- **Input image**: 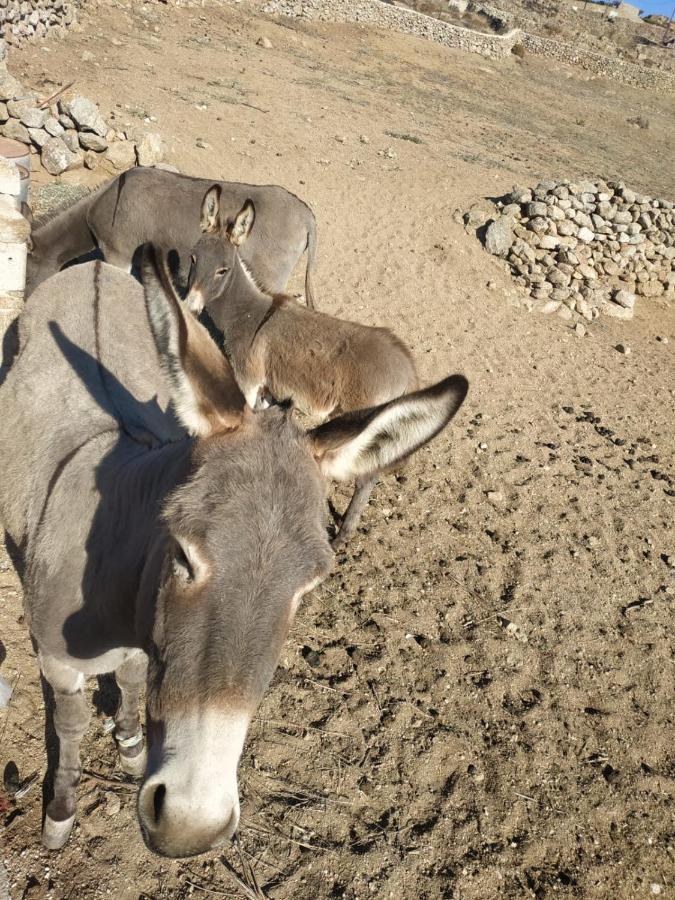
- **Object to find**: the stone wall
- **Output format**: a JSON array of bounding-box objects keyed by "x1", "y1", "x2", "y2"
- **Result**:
[
  {"x1": 519, "y1": 32, "x2": 673, "y2": 92},
  {"x1": 264, "y1": 0, "x2": 521, "y2": 57},
  {"x1": 0, "y1": 43, "x2": 165, "y2": 175},
  {"x1": 264, "y1": 0, "x2": 675, "y2": 92},
  {"x1": 0, "y1": 1, "x2": 78, "y2": 47},
  {"x1": 478, "y1": 179, "x2": 674, "y2": 326}
]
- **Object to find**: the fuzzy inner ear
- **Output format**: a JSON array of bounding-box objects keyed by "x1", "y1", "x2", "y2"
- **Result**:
[
  {"x1": 310, "y1": 375, "x2": 469, "y2": 481},
  {"x1": 200, "y1": 185, "x2": 222, "y2": 234},
  {"x1": 141, "y1": 243, "x2": 246, "y2": 436},
  {"x1": 227, "y1": 199, "x2": 256, "y2": 247}
]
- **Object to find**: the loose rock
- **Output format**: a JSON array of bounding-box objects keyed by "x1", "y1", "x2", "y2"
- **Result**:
[
  {"x1": 41, "y1": 136, "x2": 79, "y2": 176},
  {"x1": 484, "y1": 217, "x2": 513, "y2": 257},
  {"x1": 78, "y1": 132, "x2": 107, "y2": 152},
  {"x1": 135, "y1": 132, "x2": 164, "y2": 167},
  {"x1": 105, "y1": 140, "x2": 136, "y2": 170},
  {"x1": 62, "y1": 95, "x2": 109, "y2": 137}
]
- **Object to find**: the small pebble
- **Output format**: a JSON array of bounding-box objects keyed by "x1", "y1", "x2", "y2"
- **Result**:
[
  {"x1": 616, "y1": 344, "x2": 631, "y2": 355},
  {"x1": 656, "y1": 336, "x2": 668, "y2": 344},
  {"x1": 104, "y1": 792, "x2": 121, "y2": 817},
  {"x1": 196, "y1": 138, "x2": 208, "y2": 149},
  {"x1": 486, "y1": 490, "x2": 504, "y2": 503},
  {"x1": 359, "y1": 134, "x2": 370, "y2": 144},
  {"x1": 256, "y1": 36, "x2": 273, "y2": 49},
  {"x1": 650, "y1": 885, "x2": 662, "y2": 896}
]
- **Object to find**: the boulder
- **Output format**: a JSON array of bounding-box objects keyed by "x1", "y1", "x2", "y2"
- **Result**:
[
  {"x1": 62, "y1": 130, "x2": 79, "y2": 152},
  {"x1": 78, "y1": 132, "x2": 108, "y2": 152},
  {"x1": 28, "y1": 127, "x2": 49, "y2": 148},
  {"x1": 525, "y1": 201, "x2": 547, "y2": 218},
  {"x1": 527, "y1": 217, "x2": 548, "y2": 235},
  {"x1": 62, "y1": 95, "x2": 108, "y2": 137},
  {"x1": 20, "y1": 106, "x2": 47, "y2": 129},
  {"x1": 41, "y1": 136, "x2": 79, "y2": 175},
  {"x1": 464, "y1": 202, "x2": 492, "y2": 229},
  {"x1": 0, "y1": 71, "x2": 24, "y2": 102},
  {"x1": 105, "y1": 140, "x2": 136, "y2": 170},
  {"x1": 1, "y1": 118, "x2": 30, "y2": 143},
  {"x1": 484, "y1": 217, "x2": 513, "y2": 257},
  {"x1": 136, "y1": 131, "x2": 164, "y2": 167},
  {"x1": 44, "y1": 116, "x2": 64, "y2": 137}
]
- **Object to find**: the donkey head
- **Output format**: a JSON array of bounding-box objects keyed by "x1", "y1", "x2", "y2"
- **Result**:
[
  {"x1": 185, "y1": 185, "x2": 255, "y2": 314},
  {"x1": 137, "y1": 245, "x2": 469, "y2": 857}
]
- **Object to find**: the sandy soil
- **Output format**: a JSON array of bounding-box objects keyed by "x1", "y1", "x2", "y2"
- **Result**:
[{"x1": 1, "y1": 1, "x2": 674, "y2": 897}]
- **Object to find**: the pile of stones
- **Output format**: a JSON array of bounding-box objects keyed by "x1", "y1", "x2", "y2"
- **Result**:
[
  {"x1": 478, "y1": 179, "x2": 674, "y2": 323},
  {"x1": 0, "y1": 0, "x2": 76, "y2": 47},
  {"x1": 0, "y1": 40, "x2": 165, "y2": 175}
]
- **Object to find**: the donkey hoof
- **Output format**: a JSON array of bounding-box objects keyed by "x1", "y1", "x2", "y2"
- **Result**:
[
  {"x1": 118, "y1": 743, "x2": 147, "y2": 778},
  {"x1": 42, "y1": 813, "x2": 75, "y2": 850}
]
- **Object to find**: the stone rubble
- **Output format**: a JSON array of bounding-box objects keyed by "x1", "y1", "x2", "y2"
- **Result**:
[
  {"x1": 0, "y1": 38, "x2": 166, "y2": 175},
  {"x1": 475, "y1": 179, "x2": 674, "y2": 324},
  {"x1": 0, "y1": 0, "x2": 77, "y2": 48}
]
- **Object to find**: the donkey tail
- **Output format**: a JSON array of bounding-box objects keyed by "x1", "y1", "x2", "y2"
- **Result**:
[{"x1": 304, "y1": 211, "x2": 318, "y2": 311}]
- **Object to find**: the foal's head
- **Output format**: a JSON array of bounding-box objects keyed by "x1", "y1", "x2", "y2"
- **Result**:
[{"x1": 185, "y1": 185, "x2": 256, "y2": 315}]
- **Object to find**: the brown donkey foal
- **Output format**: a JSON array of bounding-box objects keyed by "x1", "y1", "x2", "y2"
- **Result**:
[
  {"x1": 187, "y1": 187, "x2": 424, "y2": 545},
  {"x1": 0, "y1": 249, "x2": 468, "y2": 856}
]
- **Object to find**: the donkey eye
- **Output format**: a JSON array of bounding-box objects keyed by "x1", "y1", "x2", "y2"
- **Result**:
[
  {"x1": 172, "y1": 543, "x2": 194, "y2": 583},
  {"x1": 215, "y1": 267, "x2": 229, "y2": 277}
]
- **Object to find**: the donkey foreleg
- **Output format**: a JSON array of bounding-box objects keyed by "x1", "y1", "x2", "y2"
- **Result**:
[
  {"x1": 40, "y1": 655, "x2": 91, "y2": 850},
  {"x1": 332, "y1": 475, "x2": 378, "y2": 548},
  {"x1": 114, "y1": 652, "x2": 147, "y2": 778}
]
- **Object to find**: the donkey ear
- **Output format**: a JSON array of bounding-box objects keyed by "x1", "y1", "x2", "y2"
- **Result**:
[
  {"x1": 200, "y1": 185, "x2": 222, "y2": 234},
  {"x1": 227, "y1": 199, "x2": 255, "y2": 246},
  {"x1": 309, "y1": 375, "x2": 468, "y2": 481},
  {"x1": 141, "y1": 243, "x2": 247, "y2": 436}
]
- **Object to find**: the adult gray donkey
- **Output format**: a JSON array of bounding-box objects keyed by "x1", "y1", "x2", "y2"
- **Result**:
[
  {"x1": 25, "y1": 166, "x2": 318, "y2": 308},
  {"x1": 0, "y1": 253, "x2": 468, "y2": 856}
]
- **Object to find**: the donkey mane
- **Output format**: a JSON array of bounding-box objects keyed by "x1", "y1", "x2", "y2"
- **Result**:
[{"x1": 238, "y1": 256, "x2": 275, "y2": 298}]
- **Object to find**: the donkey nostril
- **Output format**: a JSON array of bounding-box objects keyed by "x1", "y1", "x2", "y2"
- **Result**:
[{"x1": 152, "y1": 784, "x2": 166, "y2": 825}]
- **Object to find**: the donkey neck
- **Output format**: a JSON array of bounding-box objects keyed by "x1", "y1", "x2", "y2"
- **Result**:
[{"x1": 211, "y1": 255, "x2": 272, "y2": 344}]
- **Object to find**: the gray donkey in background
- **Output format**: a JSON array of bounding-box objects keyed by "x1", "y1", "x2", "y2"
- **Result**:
[
  {"x1": 186, "y1": 187, "x2": 423, "y2": 545},
  {"x1": 0, "y1": 247, "x2": 468, "y2": 856},
  {"x1": 25, "y1": 166, "x2": 318, "y2": 308}
]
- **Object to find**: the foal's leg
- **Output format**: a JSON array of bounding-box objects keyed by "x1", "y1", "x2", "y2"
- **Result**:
[
  {"x1": 40, "y1": 655, "x2": 90, "y2": 850},
  {"x1": 114, "y1": 652, "x2": 147, "y2": 777},
  {"x1": 332, "y1": 475, "x2": 379, "y2": 548}
]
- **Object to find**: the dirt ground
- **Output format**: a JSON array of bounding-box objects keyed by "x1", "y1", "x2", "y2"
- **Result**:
[{"x1": 1, "y1": 1, "x2": 674, "y2": 897}]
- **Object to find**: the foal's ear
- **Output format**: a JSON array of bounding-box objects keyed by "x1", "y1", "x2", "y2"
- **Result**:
[
  {"x1": 141, "y1": 243, "x2": 246, "y2": 436},
  {"x1": 309, "y1": 375, "x2": 469, "y2": 480},
  {"x1": 200, "y1": 185, "x2": 222, "y2": 234},
  {"x1": 227, "y1": 199, "x2": 255, "y2": 246}
]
